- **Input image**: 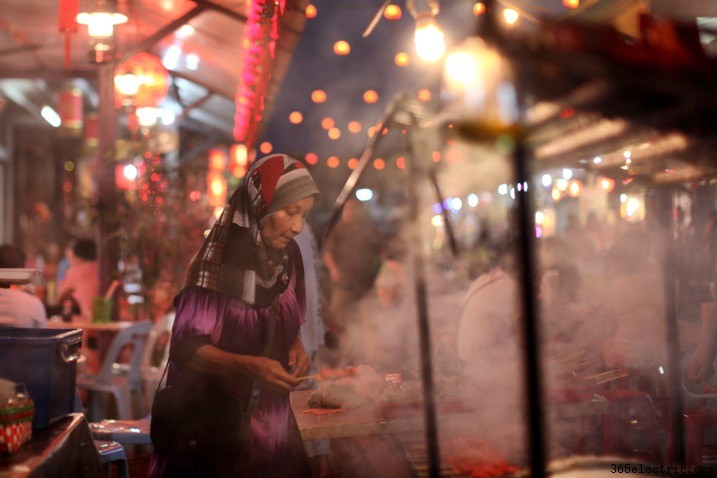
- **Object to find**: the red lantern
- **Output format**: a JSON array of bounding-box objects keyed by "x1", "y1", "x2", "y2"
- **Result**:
[
  {"x1": 229, "y1": 144, "x2": 249, "y2": 178},
  {"x1": 58, "y1": 88, "x2": 83, "y2": 137},
  {"x1": 114, "y1": 52, "x2": 170, "y2": 109},
  {"x1": 208, "y1": 149, "x2": 227, "y2": 171},
  {"x1": 58, "y1": 0, "x2": 79, "y2": 69},
  {"x1": 207, "y1": 171, "x2": 227, "y2": 207}
]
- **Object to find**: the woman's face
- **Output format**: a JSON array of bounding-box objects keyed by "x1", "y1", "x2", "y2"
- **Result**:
[{"x1": 261, "y1": 197, "x2": 315, "y2": 250}]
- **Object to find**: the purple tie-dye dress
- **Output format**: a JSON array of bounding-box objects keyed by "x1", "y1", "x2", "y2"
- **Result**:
[{"x1": 148, "y1": 273, "x2": 311, "y2": 477}]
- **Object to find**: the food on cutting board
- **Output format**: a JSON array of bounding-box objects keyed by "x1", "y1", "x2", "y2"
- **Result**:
[
  {"x1": 305, "y1": 364, "x2": 463, "y2": 410},
  {"x1": 306, "y1": 378, "x2": 368, "y2": 409},
  {"x1": 379, "y1": 381, "x2": 423, "y2": 404}
]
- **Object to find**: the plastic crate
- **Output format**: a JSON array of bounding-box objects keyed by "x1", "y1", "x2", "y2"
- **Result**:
[{"x1": 0, "y1": 328, "x2": 82, "y2": 429}]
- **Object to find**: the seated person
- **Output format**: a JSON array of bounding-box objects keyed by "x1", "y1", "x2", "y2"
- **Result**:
[
  {"x1": 456, "y1": 243, "x2": 526, "y2": 466},
  {"x1": 598, "y1": 229, "x2": 667, "y2": 372},
  {"x1": 58, "y1": 238, "x2": 99, "y2": 321},
  {"x1": 0, "y1": 244, "x2": 48, "y2": 328}
]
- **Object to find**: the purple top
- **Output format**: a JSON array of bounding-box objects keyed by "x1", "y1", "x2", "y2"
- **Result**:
[{"x1": 148, "y1": 267, "x2": 311, "y2": 477}]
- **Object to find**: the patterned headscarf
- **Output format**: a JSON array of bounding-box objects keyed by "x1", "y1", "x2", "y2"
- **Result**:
[{"x1": 184, "y1": 154, "x2": 320, "y2": 304}]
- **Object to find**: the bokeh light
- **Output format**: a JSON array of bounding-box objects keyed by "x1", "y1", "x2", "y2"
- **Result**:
[
  {"x1": 259, "y1": 142, "x2": 272, "y2": 154},
  {"x1": 363, "y1": 90, "x2": 378, "y2": 104},
  {"x1": 384, "y1": 5, "x2": 402, "y2": 20},
  {"x1": 305, "y1": 152, "x2": 318, "y2": 165},
  {"x1": 321, "y1": 117, "x2": 335, "y2": 130},
  {"x1": 333, "y1": 40, "x2": 350, "y2": 55},
  {"x1": 394, "y1": 52, "x2": 410, "y2": 67},
  {"x1": 311, "y1": 90, "x2": 327, "y2": 103},
  {"x1": 328, "y1": 127, "x2": 341, "y2": 140},
  {"x1": 289, "y1": 111, "x2": 303, "y2": 124}
]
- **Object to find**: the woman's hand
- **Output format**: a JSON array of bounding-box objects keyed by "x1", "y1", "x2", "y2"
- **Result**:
[
  {"x1": 288, "y1": 337, "x2": 311, "y2": 378},
  {"x1": 247, "y1": 356, "x2": 301, "y2": 392}
]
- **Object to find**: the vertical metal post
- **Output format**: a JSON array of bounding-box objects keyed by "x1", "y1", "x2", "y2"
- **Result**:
[
  {"x1": 406, "y1": 122, "x2": 441, "y2": 478},
  {"x1": 655, "y1": 185, "x2": 686, "y2": 464},
  {"x1": 513, "y1": 139, "x2": 546, "y2": 476},
  {"x1": 97, "y1": 63, "x2": 119, "y2": 294}
]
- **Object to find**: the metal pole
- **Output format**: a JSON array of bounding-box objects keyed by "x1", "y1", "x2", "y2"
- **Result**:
[
  {"x1": 406, "y1": 119, "x2": 441, "y2": 478},
  {"x1": 513, "y1": 139, "x2": 546, "y2": 477}
]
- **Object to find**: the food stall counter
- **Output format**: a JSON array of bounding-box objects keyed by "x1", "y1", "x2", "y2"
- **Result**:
[{"x1": 0, "y1": 413, "x2": 103, "y2": 478}]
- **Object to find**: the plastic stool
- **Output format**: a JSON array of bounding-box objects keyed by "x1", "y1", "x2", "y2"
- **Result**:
[
  {"x1": 95, "y1": 440, "x2": 130, "y2": 478},
  {"x1": 90, "y1": 416, "x2": 151, "y2": 445}
]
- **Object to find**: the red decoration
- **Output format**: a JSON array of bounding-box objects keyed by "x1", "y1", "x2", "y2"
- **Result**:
[
  {"x1": 58, "y1": 0, "x2": 79, "y2": 69},
  {"x1": 114, "y1": 53, "x2": 170, "y2": 109},
  {"x1": 234, "y1": 0, "x2": 286, "y2": 151},
  {"x1": 207, "y1": 171, "x2": 227, "y2": 207},
  {"x1": 208, "y1": 149, "x2": 227, "y2": 170},
  {"x1": 57, "y1": 88, "x2": 83, "y2": 136}
]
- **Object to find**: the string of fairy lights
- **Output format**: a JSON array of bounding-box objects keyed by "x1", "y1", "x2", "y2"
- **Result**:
[{"x1": 259, "y1": 0, "x2": 584, "y2": 171}]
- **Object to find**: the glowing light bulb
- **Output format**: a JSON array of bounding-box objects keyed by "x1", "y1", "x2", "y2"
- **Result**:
[{"x1": 414, "y1": 16, "x2": 445, "y2": 62}]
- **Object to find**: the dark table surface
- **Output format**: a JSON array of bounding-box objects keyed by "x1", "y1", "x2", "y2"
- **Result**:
[{"x1": 0, "y1": 413, "x2": 103, "y2": 478}]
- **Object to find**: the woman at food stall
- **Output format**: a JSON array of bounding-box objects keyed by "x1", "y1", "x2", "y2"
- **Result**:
[{"x1": 148, "y1": 154, "x2": 320, "y2": 478}]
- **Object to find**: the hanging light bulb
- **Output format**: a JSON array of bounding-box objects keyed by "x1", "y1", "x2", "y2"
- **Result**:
[
  {"x1": 76, "y1": 0, "x2": 128, "y2": 63},
  {"x1": 407, "y1": 0, "x2": 445, "y2": 62},
  {"x1": 442, "y1": 36, "x2": 518, "y2": 134}
]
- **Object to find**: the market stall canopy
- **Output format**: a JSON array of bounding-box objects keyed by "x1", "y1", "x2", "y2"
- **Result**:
[{"x1": 0, "y1": 0, "x2": 309, "y2": 144}]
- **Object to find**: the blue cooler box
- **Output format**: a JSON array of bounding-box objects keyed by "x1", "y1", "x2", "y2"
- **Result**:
[{"x1": 0, "y1": 327, "x2": 82, "y2": 429}]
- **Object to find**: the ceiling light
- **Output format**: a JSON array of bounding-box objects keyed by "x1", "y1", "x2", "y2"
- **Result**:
[
  {"x1": 408, "y1": 0, "x2": 445, "y2": 62},
  {"x1": 76, "y1": 0, "x2": 128, "y2": 63},
  {"x1": 185, "y1": 54, "x2": 200, "y2": 71},
  {"x1": 41, "y1": 106, "x2": 61, "y2": 127}
]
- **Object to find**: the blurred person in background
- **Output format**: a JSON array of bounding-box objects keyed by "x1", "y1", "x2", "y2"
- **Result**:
[
  {"x1": 295, "y1": 224, "x2": 333, "y2": 477},
  {"x1": 58, "y1": 238, "x2": 99, "y2": 321},
  {"x1": 19, "y1": 201, "x2": 59, "y2": 270},
  {"x1": 0, "y1": 244, "x2": 48, "y2": 328},
  {"x1": 455, "y1": 242, "x2": 526, "y2": 466},
  {"x1": 598, "y1": 228, "x2": 667, "y2": 373},
  {"x1": 322, "y1": 198, "x2": 381, "y2": 363}
]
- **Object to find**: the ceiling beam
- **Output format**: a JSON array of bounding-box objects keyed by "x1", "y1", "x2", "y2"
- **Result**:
[
  {"x1": 171, "y1": 70, "x2": 234, "y2": 100},
  {"x1": 192, "y1": 0, "x2": 249, "y2": 23},
  {"x1": 0, "y1": 69, "x2": 96, "y2": 80},
  {"x1": 118, "y1": 5, "x2": 210, "y2": 64},
  {"x1": 179, "y1": 91, "x2": 214, "y2": 121}
]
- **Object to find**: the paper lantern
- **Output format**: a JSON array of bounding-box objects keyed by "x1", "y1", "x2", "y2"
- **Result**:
[
  {"x1": 58, "y1": 88, "x2": 83, "y2": 137},
  {"x1": 114, "y1": 52, "x2": 169, "y2": 109},
  {"x1": 207, "y1": 171, "x2": 227, "y2": 207},
  {"x1": 208, "y1": 149, "x2": 227, "y2": 170}
]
